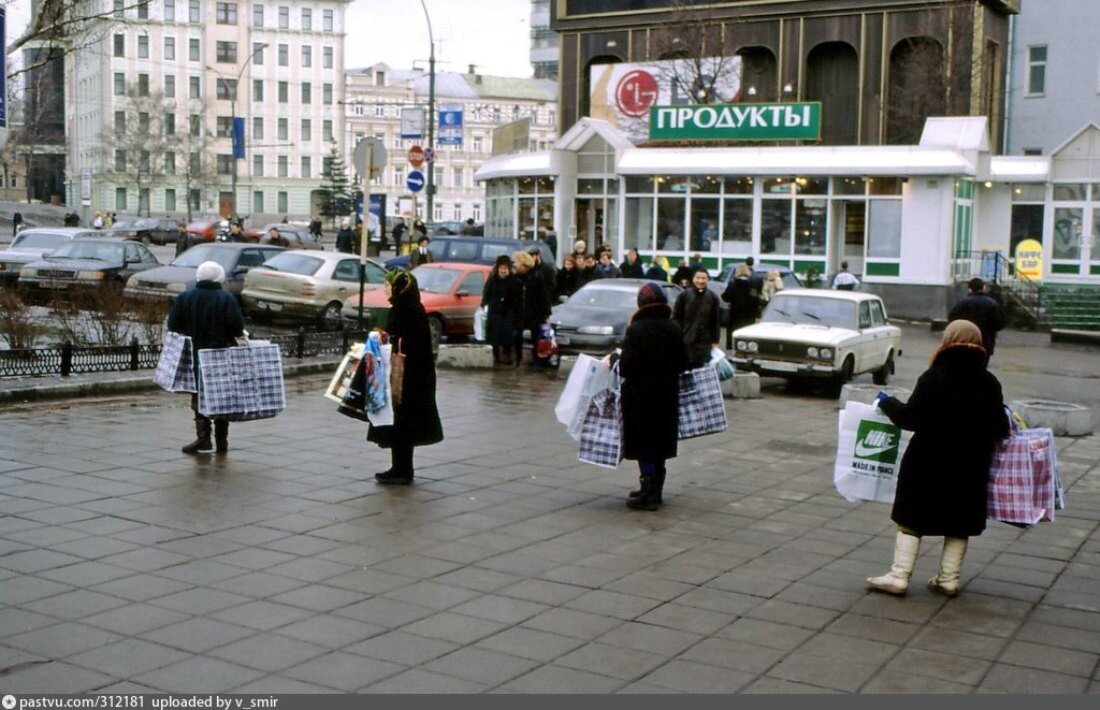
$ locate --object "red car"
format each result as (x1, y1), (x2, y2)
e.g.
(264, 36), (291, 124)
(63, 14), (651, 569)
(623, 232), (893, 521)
(343, 262), (492, 353)
(186, 218), (262, 243)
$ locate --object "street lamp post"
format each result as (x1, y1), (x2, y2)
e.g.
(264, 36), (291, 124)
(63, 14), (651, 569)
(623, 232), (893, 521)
(418, 0), (435, 222)
(211, 42), (267, 220)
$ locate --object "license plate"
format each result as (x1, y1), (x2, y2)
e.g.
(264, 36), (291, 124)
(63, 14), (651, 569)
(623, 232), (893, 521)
(41, 282), (69, 289)
(262, 302), (283, 312)
(758, 359), (799, 373)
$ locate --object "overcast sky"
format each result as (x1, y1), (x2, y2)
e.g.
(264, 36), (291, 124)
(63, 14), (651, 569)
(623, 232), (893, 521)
(3, 0), (535, 78)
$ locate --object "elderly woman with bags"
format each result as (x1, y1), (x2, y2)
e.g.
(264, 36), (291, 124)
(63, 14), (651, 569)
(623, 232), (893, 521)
(867, 319), (1009, 597)
(613, 283), (689, 511)
(369, 271), (444, 484)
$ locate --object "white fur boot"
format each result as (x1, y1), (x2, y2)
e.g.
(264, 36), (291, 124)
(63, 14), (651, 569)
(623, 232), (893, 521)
(928, 537), (968, 598)
(866, 531), (921, 596)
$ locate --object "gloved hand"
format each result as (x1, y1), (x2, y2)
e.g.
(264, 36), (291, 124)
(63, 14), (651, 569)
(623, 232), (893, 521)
(874, 391), (889, 407)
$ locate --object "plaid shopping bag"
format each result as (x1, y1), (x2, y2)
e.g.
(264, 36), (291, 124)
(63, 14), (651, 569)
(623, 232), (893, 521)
(677, 365), (727, 439)
(198, 344), (286, 421)
(987, 426), (1057, 525)
(153, 332), (196, 393)
(578, 387), (623, 469)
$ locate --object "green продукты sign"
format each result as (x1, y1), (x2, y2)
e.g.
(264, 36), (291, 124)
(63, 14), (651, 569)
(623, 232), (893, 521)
(648, 102), (822, 142)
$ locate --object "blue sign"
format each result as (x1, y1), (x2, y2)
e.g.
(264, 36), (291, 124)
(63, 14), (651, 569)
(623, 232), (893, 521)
(231, 117), (245, 158)
(438, 108), (463, 146)
(406, 170), (425, 193)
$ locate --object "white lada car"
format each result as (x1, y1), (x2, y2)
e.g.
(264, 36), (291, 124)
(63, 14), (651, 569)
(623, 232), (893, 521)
(731, 290), (902, 396)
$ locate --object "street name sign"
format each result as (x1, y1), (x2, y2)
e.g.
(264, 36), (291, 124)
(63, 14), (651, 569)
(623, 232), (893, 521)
(648, 102), (822, 142)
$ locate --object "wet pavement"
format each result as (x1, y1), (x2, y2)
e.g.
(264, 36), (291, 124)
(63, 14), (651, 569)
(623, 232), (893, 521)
(0, 325), (1098, 694)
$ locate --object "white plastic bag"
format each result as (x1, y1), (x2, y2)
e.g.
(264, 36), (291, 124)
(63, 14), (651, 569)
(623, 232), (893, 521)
(473, 306), (487, 342)
(834, 401), (912, 504)
(709, 346), (735, 382)
(555, 354), (618, 441)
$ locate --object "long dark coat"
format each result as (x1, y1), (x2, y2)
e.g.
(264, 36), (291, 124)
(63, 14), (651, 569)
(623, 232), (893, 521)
(367, 281), (444, 450)
(948, 294), (1007, 356)
(880, 346), (1009, 537)
(481, 273), (518, 348)
(619, 304), (689, 461)
(167, 281), (244, 356)
(721, 275), (760, 330)
(515, 270), (552, 333)
(673, 286), (721, 367)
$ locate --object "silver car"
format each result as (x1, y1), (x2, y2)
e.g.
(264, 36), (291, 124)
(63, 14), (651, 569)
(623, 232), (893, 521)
(0, 228), (99, 286)
(241, 251), (389, 324)
(125, 242), (285, 302)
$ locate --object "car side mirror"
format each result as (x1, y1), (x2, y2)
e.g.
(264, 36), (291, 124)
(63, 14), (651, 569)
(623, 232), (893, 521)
(455, 290), (469, 298)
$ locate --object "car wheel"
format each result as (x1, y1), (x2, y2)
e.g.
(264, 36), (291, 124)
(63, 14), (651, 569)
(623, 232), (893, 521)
(872, 352), (893, 386)
(320, 301), (342, 328)
(428, 315), (442, 358)
(140, 234), (152, 246)
(831, 356), (855, 399)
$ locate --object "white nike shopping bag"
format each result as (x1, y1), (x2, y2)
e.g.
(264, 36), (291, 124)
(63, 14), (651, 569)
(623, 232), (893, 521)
(834, 401), (913, 504)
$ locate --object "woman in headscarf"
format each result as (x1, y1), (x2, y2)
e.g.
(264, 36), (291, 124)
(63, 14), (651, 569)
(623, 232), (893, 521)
(369, 270), (444, 484)
(867, 319), (1009, 597)
(481, 255), (518, 364)
(615, 282), (689, 510)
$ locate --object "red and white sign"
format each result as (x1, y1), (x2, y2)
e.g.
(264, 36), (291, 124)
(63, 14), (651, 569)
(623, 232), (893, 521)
(407, 145), (425, 168)
(616, 70), (660, 117)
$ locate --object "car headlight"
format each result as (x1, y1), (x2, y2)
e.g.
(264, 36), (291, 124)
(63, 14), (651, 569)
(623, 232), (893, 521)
(806, 347), (818, 358)
(745, 341), (759, 353)
(819, 348), (832, 360)
(168, 282), (186, 293)
(578, 325), (614, 335)
(21, 267), (37, 277)
(76, 271), (105, 281)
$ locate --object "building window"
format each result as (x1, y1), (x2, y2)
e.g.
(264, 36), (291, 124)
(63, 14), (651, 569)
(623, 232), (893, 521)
(216, 41), (237, 63)
(300, 156), (311, 178)
(252, 79), (263, 101)
(165, 113), (175, 135)
(322, 119), (332, 141)
(215, 1), (237, 24)
(138, 112), (150, 133)
(165, 152), (176, 174)
(278, 156), (288, 177)
(115, 149), (127, 172)
(189, 38), (200, 61)
(190, 114), (201, 136)
(189, 0), (200, 23)
(216, 116), (233, 137)
(278, 118), (288, 140)
(165, 74), (175, 97)
(301, 83), (311, 104)
(217, 154), (233, 175)
(189, 152), (201, 174)
(216, 78), (238, 101)
(277, 191), (288, 213)
(139, 151), (151, 173)
(115, 111), (126, 134)
(453, 203), (462, 220)
(394, 167), (403, 187)
(322, 156), (333, 175)
(189, 76), (201, 98)
(323, 9), (333, 31)
(1023, 148), (1042, 156)
(113, 34), (124, 57)
(278, 6), (289, 28)
(165, 189), (176, 211)
(189, 189), (201, 210)
(137, 35), (149, 59)
(301, 118), (311, 141)
(137, 74), (149, 96)
(253, 155), (264, 177)
(453, 167), (463, 188)
(278, 44), (288, 66)
(278, 81), (288, 103)
(252, 3), (263, 27)
(252, 117), (263, 140)
(114, 0), (125, 18)
(1027, 45), (1047, 95)
(322, 83), (332, 104)
(114, 72), (126, 96)
(374, 105), (384, 118)
(472, 203), (481, 222)
(165, 0), (176, 22)
(253, 191), (264, 212)
(252, 42), (264, 65)
(164, 36), (175, 60)
(323, 46), (333, 69)
(116, 188), (127, 212)
(301, 8), (312, 30)
(302, 46), (312, 68)
(375, 71), (385, 86)
(472, 135), (482, 152)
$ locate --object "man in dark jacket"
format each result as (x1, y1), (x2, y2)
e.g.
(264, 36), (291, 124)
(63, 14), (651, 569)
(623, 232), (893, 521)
(167, 261), (245, 455)
(409, 235), (435, 267)
(335, 218), (355, 254)
(673, 267), (721, 368)
(620, 248), (645, 278)
(948, 278), (1007, 356)
(528, 244), (557, 299)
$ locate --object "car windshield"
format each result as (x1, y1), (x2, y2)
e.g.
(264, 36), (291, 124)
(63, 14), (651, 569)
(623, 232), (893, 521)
(11, 232), (69, 250)
(171, 245), (237, 270)
(762, 294), (856, 329)
(413, 267), (461, 294)
(259, 253), (324, 276)
(48, 242), (126, 262)
(569, 286), (639, 309)
(481, 244), (515, 262)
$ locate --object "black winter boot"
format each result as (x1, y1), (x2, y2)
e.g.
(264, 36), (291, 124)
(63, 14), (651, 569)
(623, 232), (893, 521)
(182, 419), (213, 454)
(376, 446), (414, 484)
(626, 475), (660, 511)
(214, 420), (229, 454)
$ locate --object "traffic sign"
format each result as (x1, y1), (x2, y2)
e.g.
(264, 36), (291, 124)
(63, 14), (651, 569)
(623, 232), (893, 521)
(407, 145), (424, 168)
(423, 147), (436, 164)
(353, 137), (387, 179)
(407, 170), (425, 193)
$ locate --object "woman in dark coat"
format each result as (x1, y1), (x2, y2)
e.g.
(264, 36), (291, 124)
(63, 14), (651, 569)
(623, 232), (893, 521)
(511, 250), (552, 368)
(721, 264), (760, 350)
(481, 255), (518, 364)
(672, 267), (721, 368)
(617, 283), (690, 510)
(867, 319), (1009, 597)
(369, 271), (444, 484)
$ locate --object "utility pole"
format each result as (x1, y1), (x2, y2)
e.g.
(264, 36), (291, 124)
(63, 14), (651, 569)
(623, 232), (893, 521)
(419, 0), (435, 222)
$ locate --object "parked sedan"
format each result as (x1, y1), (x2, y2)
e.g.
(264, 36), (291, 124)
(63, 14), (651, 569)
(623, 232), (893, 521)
(258, 224), (323, 250)
(0, 228), (99, 286)
(550, 278), (684, 354)
(731, 290), (902, 396)
(110, 217), (180, 245)
(241, 251), (389, 324)
(125, 243), (286, 302)
(342, 262), (492, 353)
(19, 238), (160, 299)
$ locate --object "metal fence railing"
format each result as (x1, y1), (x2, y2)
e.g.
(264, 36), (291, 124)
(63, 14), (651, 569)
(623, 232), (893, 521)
(0, 329), (370, 379)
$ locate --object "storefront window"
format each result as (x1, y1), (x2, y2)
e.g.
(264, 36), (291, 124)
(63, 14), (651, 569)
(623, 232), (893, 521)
(1010, 204), (1044, 258)
(577, 179), (603, 195)
(694, 176), (722, 194)
(867, 200), (902, 258)
(834, 177), (866, 196)
(624, 198), (654, 251)
(1011, 184), (1045, 202)
(656, 198), (686, 251)
(657, 175), (686, 194)
(690, 198), (720, 251)
(795, 177), (828, 195)
(761, 199), (791, 255)
(763, 176), (794, 195)
(722, 176), (754, 195)
(625, 176), (655, 193)
(536, 176), (554, 194)
(1053, 183), (1086, 201)
(518, 198), (536, 240)
(1052, 207), (1083, 260)
(795, 199), (827, 254)
(721, 198), (752, 255)
(869, 177), (904, 196)
(517, 177), (537, 195)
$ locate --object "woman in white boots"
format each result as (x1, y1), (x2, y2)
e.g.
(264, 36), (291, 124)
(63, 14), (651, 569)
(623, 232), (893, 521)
(869, 320), (1009, 597)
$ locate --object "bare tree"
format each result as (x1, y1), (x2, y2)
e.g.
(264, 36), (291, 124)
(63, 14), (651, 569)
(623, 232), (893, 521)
(647, 0), (746, 107)
(98, 87), (182, 217)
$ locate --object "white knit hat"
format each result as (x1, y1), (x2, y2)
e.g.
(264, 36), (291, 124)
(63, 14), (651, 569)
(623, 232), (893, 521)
(195, 261), (225, 283)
